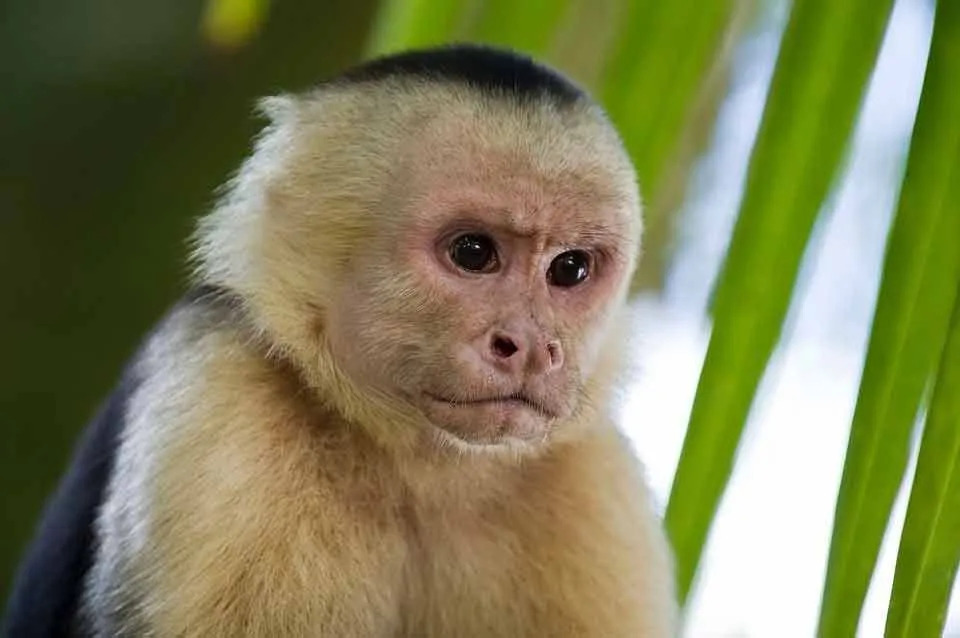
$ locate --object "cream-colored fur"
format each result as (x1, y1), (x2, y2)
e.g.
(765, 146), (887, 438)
(83, 75), (677, 636)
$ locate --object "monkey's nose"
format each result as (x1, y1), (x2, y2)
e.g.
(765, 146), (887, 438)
(486, 330), (563, 376)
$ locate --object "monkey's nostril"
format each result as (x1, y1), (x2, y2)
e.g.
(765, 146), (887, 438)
(547, 341), (563, 369)
(492, 336), (519, 358)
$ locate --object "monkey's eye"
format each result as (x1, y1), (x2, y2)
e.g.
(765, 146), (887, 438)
(548, 250), (591, 287)
(450, 234), (498, 273)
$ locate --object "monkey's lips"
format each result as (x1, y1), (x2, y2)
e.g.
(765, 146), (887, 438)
(422, 392), (557, 445)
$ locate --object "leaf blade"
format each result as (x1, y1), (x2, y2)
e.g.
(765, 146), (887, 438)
(878, 4), (960, 634)
(887, 283), (960, 637)
(817, 1), (960, 633)
(663, 0), (896, 605)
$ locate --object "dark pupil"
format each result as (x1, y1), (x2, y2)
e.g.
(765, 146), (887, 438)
(549, 251), (590, 287)
(451, 234), (494, 272)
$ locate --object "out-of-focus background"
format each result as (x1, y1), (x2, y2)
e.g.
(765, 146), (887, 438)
(3, 0), (959, 635)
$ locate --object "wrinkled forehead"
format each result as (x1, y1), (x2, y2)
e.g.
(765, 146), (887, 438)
(397, 86), (641, 235)
(282, 82), (641, 246)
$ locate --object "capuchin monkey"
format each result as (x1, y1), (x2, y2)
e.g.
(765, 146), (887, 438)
(3, 44), (676, 637)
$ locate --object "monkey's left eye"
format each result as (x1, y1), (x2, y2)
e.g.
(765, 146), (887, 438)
(450, 233), (498, 273)
(548, 250), (591, 287)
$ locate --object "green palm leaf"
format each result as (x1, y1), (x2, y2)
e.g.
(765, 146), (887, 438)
(887, 286), (960, 637)
(824, 2), (960, 635)
(664, 0), (895, 605)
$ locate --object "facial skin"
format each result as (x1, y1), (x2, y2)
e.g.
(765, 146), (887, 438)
(323, 96), (639, 449)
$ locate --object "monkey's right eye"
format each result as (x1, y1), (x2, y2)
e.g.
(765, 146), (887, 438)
(449, 234), (498, 273)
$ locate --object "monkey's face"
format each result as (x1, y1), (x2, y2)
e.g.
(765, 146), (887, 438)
(325, 106), (640, 449)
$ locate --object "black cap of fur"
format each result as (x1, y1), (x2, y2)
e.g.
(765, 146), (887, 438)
(334, 44), (585, 105)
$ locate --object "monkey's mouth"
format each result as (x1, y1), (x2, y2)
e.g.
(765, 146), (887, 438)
(418, 389), (563, 446)
(425, 392), (555, 418)
(421, 391), (556, 447)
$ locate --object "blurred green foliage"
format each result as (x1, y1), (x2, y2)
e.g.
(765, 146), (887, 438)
(0, 0), (379, 601)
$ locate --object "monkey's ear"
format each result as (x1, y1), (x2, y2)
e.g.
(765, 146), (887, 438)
(256, 94), (299, 124)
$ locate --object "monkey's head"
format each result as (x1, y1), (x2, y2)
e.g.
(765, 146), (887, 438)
(195, 46), (641, 453)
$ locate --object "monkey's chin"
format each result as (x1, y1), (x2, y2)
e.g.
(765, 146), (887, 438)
(421, 397), (552, 448)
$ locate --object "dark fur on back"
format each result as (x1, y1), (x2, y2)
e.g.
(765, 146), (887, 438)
(2, 370), (137, 638)
(335, 43), (585, 105)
